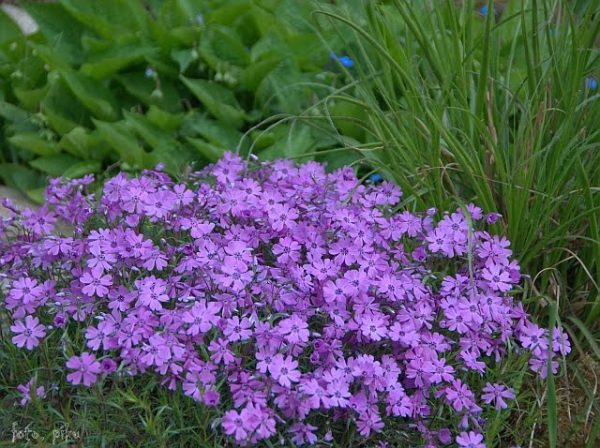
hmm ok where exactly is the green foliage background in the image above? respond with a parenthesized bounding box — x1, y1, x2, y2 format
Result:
(0, 0, 354, 202)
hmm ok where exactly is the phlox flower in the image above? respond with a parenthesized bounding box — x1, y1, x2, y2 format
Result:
(17, 378, 46, 406)
(456, 431, 485, 448)
(80, 270, 112, 297)
(481, 383, 515, 410)
(66, 352, 102, 387)
(271, 354, 301, 387)
(11, 315, 46, 350)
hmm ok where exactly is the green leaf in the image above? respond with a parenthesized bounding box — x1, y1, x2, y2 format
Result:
(60, 70, 119, 121)
(60, 0, 150, 40)
(0, 9, 22, 44)
(42, 77, 90, 134)
(29, 154, 81, 177)
(258, 123, 314, 160)
(180, 76, 245, 129)
(9, 133, 60, 156)
(0, 101, 29, 123)
(180, 112, 243, 149)
(152, 142, 194, 174)
(93, 119, 150, 167)
(58, 126, 96, 159)
(23, 3, 87, 65)
(0, 163, 42, 192)
(240, 56, 281, 91)
(170, 48, 199, 73)
(256, 58, 306, 114)
(330, 100, 367, 141)
(81, 44, 156, 80)
(62, 160, 102, 178)
(199, 26, 251, 68)
(123, 110, 175, 151)
(146, 106, 183, 132)
(186, 137, 226, 162)
(13, 86, 49, 112)
(116, 72, 182, 112)
(26, 187, 45, 204)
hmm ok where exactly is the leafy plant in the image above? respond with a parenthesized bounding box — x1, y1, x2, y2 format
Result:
(0, 0, 348, 202)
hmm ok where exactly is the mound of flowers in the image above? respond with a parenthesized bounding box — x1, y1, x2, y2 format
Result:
(0, 153, 569, 446)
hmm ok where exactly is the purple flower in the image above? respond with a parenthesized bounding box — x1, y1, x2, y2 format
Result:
(101, 358, 118, 374)
(221, 409, 253, 443)
(11, 315, 46, 350)
(80, 270, 112, 297)
(481, 383, 515, 410)
(66, 352, 102, 387)
(271, 354, 301, 387)
(456, 431, 485, 448)
(17, 378, 46, 406)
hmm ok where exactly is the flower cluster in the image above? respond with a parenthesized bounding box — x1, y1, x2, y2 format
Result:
(0, 153, 569, 446)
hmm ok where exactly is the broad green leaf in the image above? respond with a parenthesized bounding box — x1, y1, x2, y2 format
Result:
(199, 26, 251, 68)
(60, 70, 119, 121)
(207, 1, 252, 25)
(28, 42, 72, 71)
(93, 119, 149, 167)
(159, 0, 204, 29)
(59, 126, 97, 159)
(180, 76, 245, 129)
(0, 101, 29, 123)
(116, 72, 182, 112)
(13, 86, 49, 111)
(330, 100, 367, 141)
(256, 58, 306, 114)
(9, 133, 60, 156)
(123, 110, 176, 150)
(186, 137, 226, 162)
(60, 0, 150, 40)
(240, 56, 281, 91)
(0, 163, 42, 192)
(22, 3, 86, 65)
(26, 187, 45, 204)
(170, 48, 199, 73)
(63, 160, 102, 178)
(81, 44, 156, 80)
(152, 142, 195, 174)
(146, 106, 183, 131)
(29, 154, 81, 177)
(180, 112, 242, 149)
(0, 9, 22, 44)
(42, 77, 90, 134)
(258, 123, 314, 160)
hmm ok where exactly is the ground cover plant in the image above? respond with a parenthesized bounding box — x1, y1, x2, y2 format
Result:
(0, 0, 352, 202)
(0, 153, 569, 446)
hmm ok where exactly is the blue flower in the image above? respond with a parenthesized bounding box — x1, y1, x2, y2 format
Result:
(145, 67, 156, 79)
(338, 56, 354, 68)
(480, 5, 489, 16)
(369, 173, 383, 184)
(586, 77, 598, 90)
(330, 53, 354, 68)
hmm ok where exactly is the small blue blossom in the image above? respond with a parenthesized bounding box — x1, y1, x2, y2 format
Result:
(195, 14, 204, 25)
(144, 67, 156, 79)
(586, 77, 598, 90)
(338, 56, 354, 68)
(479, 5, 496, 16)
(330, 53, 354, 68)
(369, 173, 383, 184)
